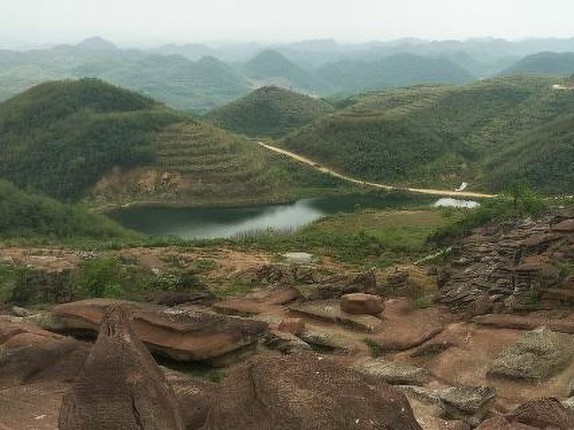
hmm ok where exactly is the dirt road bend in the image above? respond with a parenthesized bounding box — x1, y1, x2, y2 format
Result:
(257, 141, 496, 199)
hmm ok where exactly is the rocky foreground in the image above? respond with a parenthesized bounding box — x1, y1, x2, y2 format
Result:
(3, 209, 574, 429)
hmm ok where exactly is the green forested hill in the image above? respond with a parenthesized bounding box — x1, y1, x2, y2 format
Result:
(500, 52, 574, 77)
(0, 180, 135, 239)
(484, 113, 574, 193)
(92, 120, 346, 208)
(0, 79, 346, 207)
(206, 86, 335, 138)
(280, 76, 574, 191)
(317, 53, 475, 93)
(0, 79, 182, 200)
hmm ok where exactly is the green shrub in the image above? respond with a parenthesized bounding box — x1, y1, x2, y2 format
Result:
(75, 257, 123, 298)
(415, 296, 432, 309)
(0, 264, 32, 304)
(0, 180, 137, 239)
(363, 338, 384, 358)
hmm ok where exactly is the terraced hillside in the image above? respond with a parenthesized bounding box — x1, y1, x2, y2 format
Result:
(0, 78, 182, 200)
(0, 79, 346, 209)
(280, 76, 574, 192)
(93, 121, 346, 207)
(206, 86, 335, 138)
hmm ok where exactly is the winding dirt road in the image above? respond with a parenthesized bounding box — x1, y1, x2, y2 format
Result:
(257, 141, 496, 199)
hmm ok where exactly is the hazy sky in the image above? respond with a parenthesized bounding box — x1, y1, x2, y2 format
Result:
(2, 0, 574, 46)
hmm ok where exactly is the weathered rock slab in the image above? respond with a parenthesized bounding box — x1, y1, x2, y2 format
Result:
(51, 299, 268, 362)
(354, 358, 429, 386)
(340, 293, 384, 315)
(290, 300, 383, 332)
(476, 398, 574, 430)
(489, 328, 574, 380)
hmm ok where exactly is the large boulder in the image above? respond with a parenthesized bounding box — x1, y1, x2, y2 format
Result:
(290, 300, 383, 332)
(354, 358, 429, 386)
(489, 328, 574, 380)
(0, 335, 89, 387)
(476, 398, 574, 430)
(201, 352, 423, 430)
(366, 300, 446, 351)
(511, 398, 574, 429)
(213, 287, 299, 316)
(59, 305, 185, 430)
(400, 385, 495, 425)
(0, 319, 214, 430)
(0, 320, 63, 351)
(51, 299, 268, 362)
(340, 293, 384, 315)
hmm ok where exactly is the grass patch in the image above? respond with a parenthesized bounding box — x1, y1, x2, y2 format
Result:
(0, 263, 32, 304)
(193, 259, 217, 273)
(215, 279, 257, 298)
(363, 338, 384, 358)
(231, 209, 446, 267)
(559, 261, 574, 281)
(432, 185, 548, 245)
(414, 296, 432, 309)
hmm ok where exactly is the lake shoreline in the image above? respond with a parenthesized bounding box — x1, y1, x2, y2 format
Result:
(108, 193, 475, 240)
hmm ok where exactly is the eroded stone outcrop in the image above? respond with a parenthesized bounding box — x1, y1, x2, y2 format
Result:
(50, 299, 268, 362)
(438, 212, 574, 313)
(340, 293, 384, 315)
(202, 352, 423, 430)
(58, 305, 185, 430)
(476, 398, 574, 430)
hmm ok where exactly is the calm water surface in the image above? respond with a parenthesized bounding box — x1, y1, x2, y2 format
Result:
(110, 194, 476, 239)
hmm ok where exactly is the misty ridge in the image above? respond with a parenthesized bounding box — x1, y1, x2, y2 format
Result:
(2, 35, 574, 112)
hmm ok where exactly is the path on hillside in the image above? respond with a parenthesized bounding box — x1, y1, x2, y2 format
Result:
(257, 141, 497, 199)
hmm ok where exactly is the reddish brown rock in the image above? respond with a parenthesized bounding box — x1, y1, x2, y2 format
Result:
(473, 313, 574, 334)
(340, 293, 384, 315)
(214, 287, 299, 316)
(553, 219, 574, 232)
(368, 301, 448, 351)
(475, 416, 537, 429)
(58, 305, 185, 430)
(476, 398, 574, 430)
(202, 352, 423, 430)
(278, 317, 305, 336)
(0, 320, 62, 351)
(51, 299, 268, 362)
(511, 398, 574, 429)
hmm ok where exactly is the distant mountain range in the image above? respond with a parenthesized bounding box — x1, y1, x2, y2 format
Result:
(1, 36, 574, 112)
(499, 52, 574, 77)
